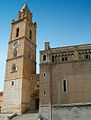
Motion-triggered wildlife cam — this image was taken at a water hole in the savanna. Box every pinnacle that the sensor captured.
[21,2,29,12]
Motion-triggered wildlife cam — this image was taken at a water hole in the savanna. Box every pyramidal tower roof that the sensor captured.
[21,3,29,12]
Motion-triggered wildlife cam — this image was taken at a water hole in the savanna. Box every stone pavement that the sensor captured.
[12,113,39,120]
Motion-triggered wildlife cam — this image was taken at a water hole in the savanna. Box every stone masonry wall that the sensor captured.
[51,60,91,104]
[52,105,91,120]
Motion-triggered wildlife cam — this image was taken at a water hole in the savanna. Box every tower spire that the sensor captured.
[21,2,29,12]
[18,2,32,20]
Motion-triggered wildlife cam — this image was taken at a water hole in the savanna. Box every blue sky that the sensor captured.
[0,0,91,90]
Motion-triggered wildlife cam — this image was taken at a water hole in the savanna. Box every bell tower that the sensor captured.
[2,3,37,114]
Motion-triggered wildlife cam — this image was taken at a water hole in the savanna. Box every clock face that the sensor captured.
[14,41,19,49]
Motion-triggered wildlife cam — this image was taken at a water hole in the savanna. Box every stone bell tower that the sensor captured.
[2,3,37,114]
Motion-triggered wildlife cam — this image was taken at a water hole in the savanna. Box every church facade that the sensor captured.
[1,3,91,120]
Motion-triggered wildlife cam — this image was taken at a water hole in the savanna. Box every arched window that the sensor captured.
[16,28,19,37]
[78,52,83,60]
[11,81,14,86]
[62,57,64,61]
[29,30,32,39]
[63,80,67,92]
[65,57,68,61]
[43,73,46,78]
[43,91,46,96]
[14,49,18,58]
[85,54,90,60]
[14,41,19,49]
[43,55,46,61]
[10,64,17,73]
[52,55,55,62]
[62,57,68,62]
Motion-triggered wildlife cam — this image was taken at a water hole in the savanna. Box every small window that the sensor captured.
[84,54,90,60]
[85,54,89,60]
[63,80,67,92]
[37,85,39,88]
[11,81,14,86]
[43,91,46,96]
[14,49,18,58]
[78,53,83,60]
[16,28,19,37]
[10,64,17,73]
[43,73,46,78]
[62,57,64,61]
[52,56,55,62]
[29,30,32,39]
[65,57,68,61]
[71,53,74,56]
[43,55,46,61]
[13,41,19,49]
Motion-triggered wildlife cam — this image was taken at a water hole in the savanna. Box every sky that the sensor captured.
[0,0,91,90]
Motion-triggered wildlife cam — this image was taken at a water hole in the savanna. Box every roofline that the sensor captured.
[40,43,91,53]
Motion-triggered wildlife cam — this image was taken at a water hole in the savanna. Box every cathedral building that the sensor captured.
[0,3,91,120]
[40,42,91,105]
[39,42,91,119]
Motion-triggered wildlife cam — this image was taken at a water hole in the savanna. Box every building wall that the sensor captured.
[40,64,51,106]
[40,104,91,120]
[0,92,3,112]
[51,60,91,104]
[2,79,22,114]
[52,105,91,120]
[40,43,91,106]
[40,43,91,119]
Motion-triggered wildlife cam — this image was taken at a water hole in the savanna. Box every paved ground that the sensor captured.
[12,113,39,120]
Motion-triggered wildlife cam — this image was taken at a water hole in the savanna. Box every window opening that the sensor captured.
[10,64,17,73]
[16,28,19,37]
[63,80,67,92]
[30,30,32,39]
[65,57,68,61]
[43,55,46,61]
[11,81,14,86]
[52,56,55,62]
[85,54,89,59]
[43,91,46,96]
[14,41,19,49]
[62,57,64,61]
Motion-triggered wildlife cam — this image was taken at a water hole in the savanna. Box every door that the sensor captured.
[35,99,39,110]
